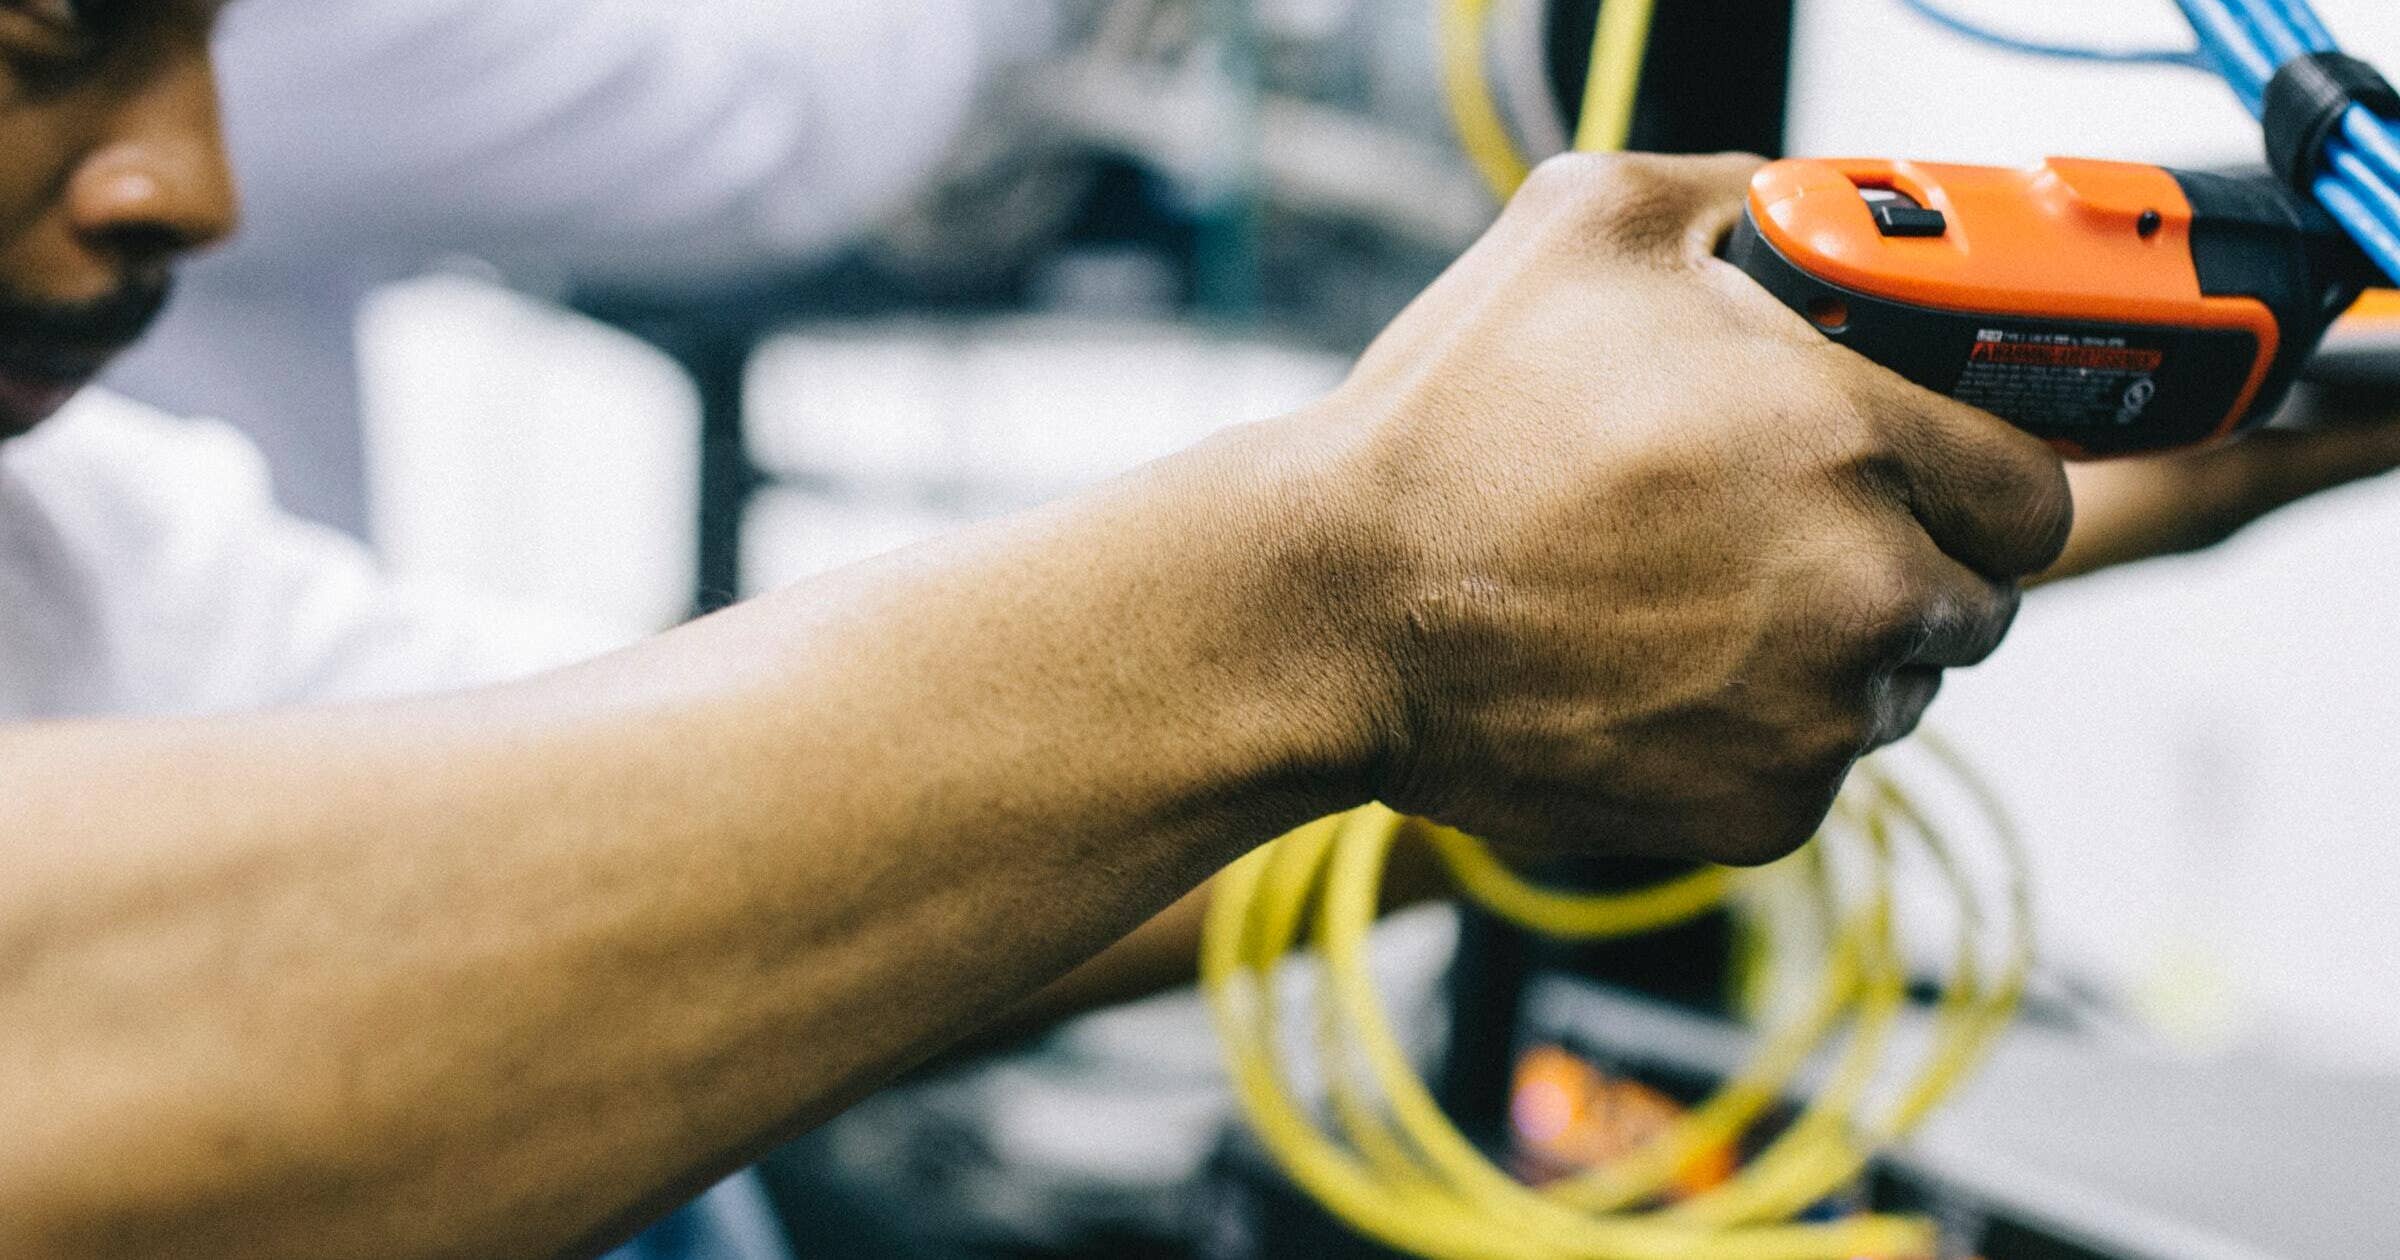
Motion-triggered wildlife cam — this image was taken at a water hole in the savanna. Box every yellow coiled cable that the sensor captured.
[1201,742,2029,1260]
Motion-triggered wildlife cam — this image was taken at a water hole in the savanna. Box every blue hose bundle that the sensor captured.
[1904,0,2400,285]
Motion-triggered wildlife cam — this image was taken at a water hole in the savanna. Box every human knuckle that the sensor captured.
[1526,152,1693,249]
[1926,429,2070,572]
[1874,702,1929,751]
[1798,369,1896,470]
[1796,337,1878,392]
[1887,664,1946,724]
[1828,548,1928,657]
[1812,704,1880,768]
[1971,581,2023,649]
[1835,430,1912,510]
[1533,150,1651,195]
[1520,152,1629,211]
[1750,689,1872,783]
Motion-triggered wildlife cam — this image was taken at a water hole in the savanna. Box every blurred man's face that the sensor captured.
[0,0,234,438]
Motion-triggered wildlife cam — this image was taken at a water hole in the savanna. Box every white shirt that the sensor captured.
[103,0,1046,535]
[0,390,623,719]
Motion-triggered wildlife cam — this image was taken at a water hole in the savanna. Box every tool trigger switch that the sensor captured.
[1872,203,1949,238]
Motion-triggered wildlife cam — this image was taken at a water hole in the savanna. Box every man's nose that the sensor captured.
[65,41,240,273]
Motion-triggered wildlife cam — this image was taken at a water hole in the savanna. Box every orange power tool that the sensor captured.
[1725,157,2383,457]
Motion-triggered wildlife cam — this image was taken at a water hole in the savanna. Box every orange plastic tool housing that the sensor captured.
[1729,157,2325,457]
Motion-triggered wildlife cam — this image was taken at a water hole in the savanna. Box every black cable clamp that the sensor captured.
[2263,51,2400,193]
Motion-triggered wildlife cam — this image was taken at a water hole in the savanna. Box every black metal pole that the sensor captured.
[684,329,760,617]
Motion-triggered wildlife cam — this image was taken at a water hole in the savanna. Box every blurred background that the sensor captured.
[133,0,2400,1256]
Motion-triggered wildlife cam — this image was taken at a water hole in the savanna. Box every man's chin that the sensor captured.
[0,368,87,439]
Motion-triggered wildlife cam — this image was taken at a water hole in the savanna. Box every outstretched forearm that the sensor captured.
[0,415,1384,1260]
[0,151,2108,1260]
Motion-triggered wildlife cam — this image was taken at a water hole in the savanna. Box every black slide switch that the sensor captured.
[1873,204,1948,237]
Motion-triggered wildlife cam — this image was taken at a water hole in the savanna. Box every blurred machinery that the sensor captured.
[578,0,1501,614]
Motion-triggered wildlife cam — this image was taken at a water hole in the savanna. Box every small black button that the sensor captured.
[1873,204,1948,238]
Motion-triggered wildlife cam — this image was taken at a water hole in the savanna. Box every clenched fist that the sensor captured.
[1297,152,2072,864]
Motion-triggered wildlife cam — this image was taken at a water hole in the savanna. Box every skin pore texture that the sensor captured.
[5,4,2400,1259]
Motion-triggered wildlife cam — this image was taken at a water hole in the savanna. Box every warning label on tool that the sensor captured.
[1968,339,2165,373]
[1952,329,2167,430]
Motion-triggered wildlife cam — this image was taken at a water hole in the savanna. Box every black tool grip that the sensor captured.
[2263,52,2400,193]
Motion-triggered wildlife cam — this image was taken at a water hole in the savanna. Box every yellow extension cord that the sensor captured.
[1440,0,1656,202]
[1201,745,2031,1260]
[1195,6,2032,1256]
[1574,0,1655,156]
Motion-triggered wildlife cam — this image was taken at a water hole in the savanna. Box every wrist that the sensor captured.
[1128,407,1414,831]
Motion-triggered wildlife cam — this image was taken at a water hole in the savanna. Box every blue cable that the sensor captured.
[2223,0,2308,65]
[2316,175,2400,281]
[2240,0,2400,276]
[2330,142,2400,241]
[1894,0,2400,284]
[2283,0,2400,198]
[2243,0,2400,283]
[2343,108,2400,196]
[2199,0,2280,84]
[2277,0,2339,53]
[1896,0,2207,68]
[2173,0,2275,90]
